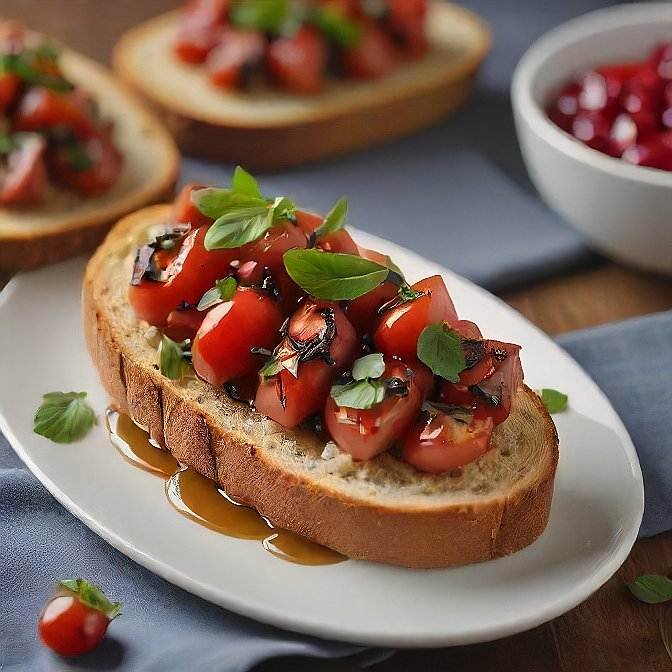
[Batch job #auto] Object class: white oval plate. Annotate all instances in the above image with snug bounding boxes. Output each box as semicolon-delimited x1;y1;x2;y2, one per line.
0;232;643;648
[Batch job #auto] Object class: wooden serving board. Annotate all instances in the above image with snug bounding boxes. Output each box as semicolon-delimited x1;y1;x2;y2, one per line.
112;2;490;169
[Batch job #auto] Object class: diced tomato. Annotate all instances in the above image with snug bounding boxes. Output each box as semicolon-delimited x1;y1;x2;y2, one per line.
47;131;122;196
342;22;398;80
192;287;284;386
128;225;237;327
386;0;428;58
255;301;358;428
373;275;458;361
173;183;213;228
14;87;95;137
403;412;494;473
267;27;328;94
206;29;265;89
346;282;398;335
325;359;423;460
0;73;20;114
295;209;359;255
164;307;205;341
0;134;47;205
174;0;229;64
453;319;482;340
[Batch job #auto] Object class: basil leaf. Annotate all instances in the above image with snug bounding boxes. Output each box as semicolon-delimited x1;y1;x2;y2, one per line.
205;206;273;250
417;323;466;383
0;134;18;154
311;7;361;47
0;48;72;92
33;392;96;444
260;356;284;379
315;197;348;239
628;575;672;604
231;166;263;200
271;195;297;222
539;388;568;414
283;249;389;300
230;0;292;33
192;187;265;220
352;353;385;381
160;335;187;380
330;379;386;410
197;276;238;311
59;579;122;619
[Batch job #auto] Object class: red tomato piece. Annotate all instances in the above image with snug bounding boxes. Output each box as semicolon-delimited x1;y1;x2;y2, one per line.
0;134;47;206
373;275;458;361
255;301;358;428
0;73;20;114
386;0;428;58
342;22;398;80
403;412;494;473
206;29;265;89
267;27;328;94
346;281;399;336
128;225;237;327
174;0;229;64
14;87;95;137
192;287;284;386
325;359;423;460
294;209;359;254
173;183;213;228
164;307;205;341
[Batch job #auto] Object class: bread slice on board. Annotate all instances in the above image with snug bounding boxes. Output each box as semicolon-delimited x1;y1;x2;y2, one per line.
83;205;559;569
112;2;490;169
0;37;179;272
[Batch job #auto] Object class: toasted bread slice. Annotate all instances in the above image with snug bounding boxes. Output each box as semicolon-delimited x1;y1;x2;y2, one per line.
112;2;490;169
0;36;179;272
83;205;558;569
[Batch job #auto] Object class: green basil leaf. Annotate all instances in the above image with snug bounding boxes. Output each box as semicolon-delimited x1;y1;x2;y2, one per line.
271;195;297;222
0;134;18;154
628;575;672;604
539;388;569;414
283;249;389;300
417;323;466;383
197;276;238;311
59;579;122;619
260;356;284;379
352;353;385;381
0;48;72;92
330;379;386;410
217;276;238;301
160;335;187;380
192;187;266;220
315;197;348;239
231;166;263;200
311;7;361;47
204;206;273;250
33;392;96;444
230;0;292;33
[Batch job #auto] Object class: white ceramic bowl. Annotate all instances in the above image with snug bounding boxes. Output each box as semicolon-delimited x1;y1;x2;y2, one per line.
512;3;672;275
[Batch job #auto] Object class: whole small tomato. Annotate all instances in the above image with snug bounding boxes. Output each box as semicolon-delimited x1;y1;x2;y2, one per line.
38;579;121;658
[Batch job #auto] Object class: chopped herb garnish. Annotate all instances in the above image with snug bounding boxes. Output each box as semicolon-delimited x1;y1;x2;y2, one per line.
314;196;348;239
311;7;361;47
197;276;238;311
33;392;96;443
0;45;72;92
230;0;295;34
0;134;19;154
159;335;190;380
538;388;568;414
417;323;466;383
330;353;388;410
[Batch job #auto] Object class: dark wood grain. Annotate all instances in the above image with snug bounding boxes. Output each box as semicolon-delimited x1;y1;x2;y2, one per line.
2;2;672;670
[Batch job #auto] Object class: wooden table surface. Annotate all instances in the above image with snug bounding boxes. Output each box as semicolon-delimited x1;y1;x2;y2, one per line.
3;1;672;670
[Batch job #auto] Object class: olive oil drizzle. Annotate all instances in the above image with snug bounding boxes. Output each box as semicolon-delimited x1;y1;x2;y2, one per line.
106;408;345;566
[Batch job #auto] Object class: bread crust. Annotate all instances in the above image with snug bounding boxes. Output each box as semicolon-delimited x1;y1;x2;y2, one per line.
83;207;559;569
112;4;491;169
0;36;179;272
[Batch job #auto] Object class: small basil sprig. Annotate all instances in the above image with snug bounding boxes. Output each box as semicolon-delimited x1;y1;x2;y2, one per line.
0;45;72;92
538;388;568;414
33;392;96;443
159;335;190;380
314;197;348;239
283;249;389;300
197;277;238;311
230;0;294;33
0;134;19;154
311;7;361;47
59;579;122;619
330;353;387;410
628;575;672;604
417;323;466;383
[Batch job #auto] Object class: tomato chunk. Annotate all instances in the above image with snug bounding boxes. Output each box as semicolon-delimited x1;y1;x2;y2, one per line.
267;27;328;94
0;73;20;114
386;0;428;58
342;22;398;80
174;0;229;64
373;275;458;361
295;209;359;255
14;87;95;137
0;134;47;205
206;29;265;89
192;287;284;386
403;412;494;473
173;183;213;228
164;307;205;341
255;301;358;428
325;359;423;460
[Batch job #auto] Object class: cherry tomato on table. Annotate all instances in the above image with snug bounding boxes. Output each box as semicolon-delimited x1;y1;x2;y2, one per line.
38;578;121;658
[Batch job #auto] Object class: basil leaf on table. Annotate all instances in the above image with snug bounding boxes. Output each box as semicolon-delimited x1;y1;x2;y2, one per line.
628;575;672;604
417;323;466;383
538;388;569;414
33;392;96;443
283;249;389;300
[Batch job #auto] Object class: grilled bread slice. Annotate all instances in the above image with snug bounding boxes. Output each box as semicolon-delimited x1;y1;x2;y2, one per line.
112;2;490;169
0;35;179;271
83;205;559;569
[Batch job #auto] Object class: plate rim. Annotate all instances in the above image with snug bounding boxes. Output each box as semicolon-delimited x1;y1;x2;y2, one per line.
0;243;644;648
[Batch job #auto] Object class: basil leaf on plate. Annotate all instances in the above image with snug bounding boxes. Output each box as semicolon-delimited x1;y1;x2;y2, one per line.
59;579;122;619
538;388;569;414
33;391;96;444
160;335;189;380
330;379;386;410
628;575;672;604
352;353;385;381
315;197;348;239
417;323;466;383
231;166;264;200
197;276;238;311
283;249;389;300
